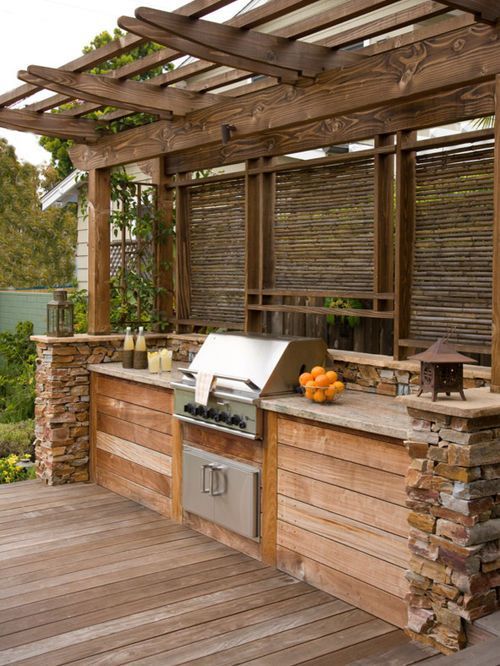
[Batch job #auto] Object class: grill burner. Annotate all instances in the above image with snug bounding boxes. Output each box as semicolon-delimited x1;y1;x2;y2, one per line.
172;332;326;439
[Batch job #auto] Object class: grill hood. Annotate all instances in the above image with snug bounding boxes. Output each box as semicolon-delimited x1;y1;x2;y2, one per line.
182;332;327;398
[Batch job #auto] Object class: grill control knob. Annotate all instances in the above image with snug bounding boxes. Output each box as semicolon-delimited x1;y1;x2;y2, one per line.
230;414;241;426
239;420;247;429
184;403;196;415
195;405;207;417
214;411;228;423
206;408;217;419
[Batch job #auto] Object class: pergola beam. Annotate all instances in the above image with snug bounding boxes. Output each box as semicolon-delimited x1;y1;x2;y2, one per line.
70;22;500;170
20;66;222;117
134;8;361;78
0;107;102;142
438;1;500;23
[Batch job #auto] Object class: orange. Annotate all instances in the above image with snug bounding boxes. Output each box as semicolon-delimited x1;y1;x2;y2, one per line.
299;372;313;387
333;380;345;393
305;379;316;400
313;389;326;403
325;370;338;384
314;374;330;388
325;385;337;401
310;366;325;379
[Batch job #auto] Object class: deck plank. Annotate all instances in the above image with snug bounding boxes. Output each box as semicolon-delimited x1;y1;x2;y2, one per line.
0;480;458;666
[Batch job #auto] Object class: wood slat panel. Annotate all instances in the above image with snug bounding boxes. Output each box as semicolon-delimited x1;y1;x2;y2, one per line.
187;176;246;325
96;394;172;434
278;444;407;507
278;495;408;568
410;140;494;347
278;469;408;538
277;521;407;599
183;511;261;561
277;546;407;629
96;431;172;476
273;157;375;292
96;469;171;517
96;374;173;413
277;417;407;476
183;422;263;464
97;412;172;454
96;450;171;497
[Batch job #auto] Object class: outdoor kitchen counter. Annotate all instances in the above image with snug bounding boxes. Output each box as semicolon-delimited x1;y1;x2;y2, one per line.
87;361;184;389
259;391;411;440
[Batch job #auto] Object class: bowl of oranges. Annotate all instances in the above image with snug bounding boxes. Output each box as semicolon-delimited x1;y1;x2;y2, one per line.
299;366;345;404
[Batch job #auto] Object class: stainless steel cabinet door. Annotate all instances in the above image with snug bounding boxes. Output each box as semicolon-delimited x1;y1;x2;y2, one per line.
182;447;214;522
212;463;259;538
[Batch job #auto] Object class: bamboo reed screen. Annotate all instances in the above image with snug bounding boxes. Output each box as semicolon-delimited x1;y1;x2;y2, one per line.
273;157;375;291
187;176;245;325
410;141;494;349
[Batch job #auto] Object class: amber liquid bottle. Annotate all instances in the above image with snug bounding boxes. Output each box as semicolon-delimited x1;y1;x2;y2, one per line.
133;326;148;369
122;327;134;369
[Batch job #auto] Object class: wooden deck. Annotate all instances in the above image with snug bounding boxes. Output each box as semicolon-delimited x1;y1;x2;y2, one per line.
0;480;442;665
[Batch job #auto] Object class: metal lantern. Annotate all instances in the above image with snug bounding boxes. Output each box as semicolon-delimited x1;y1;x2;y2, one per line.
409;338;476;402
47;289;74;337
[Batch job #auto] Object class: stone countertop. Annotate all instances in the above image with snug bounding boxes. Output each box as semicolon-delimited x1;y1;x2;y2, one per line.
398;387;500;418
87;361;185;390
259;391;411;441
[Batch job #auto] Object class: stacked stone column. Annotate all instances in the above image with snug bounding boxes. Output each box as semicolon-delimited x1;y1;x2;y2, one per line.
403;398;500;653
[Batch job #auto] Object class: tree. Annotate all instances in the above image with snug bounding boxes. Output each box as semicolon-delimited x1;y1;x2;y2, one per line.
39;29;169;183
0;138;77;288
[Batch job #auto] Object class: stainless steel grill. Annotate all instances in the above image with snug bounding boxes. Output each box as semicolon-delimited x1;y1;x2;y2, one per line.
172;332;326;439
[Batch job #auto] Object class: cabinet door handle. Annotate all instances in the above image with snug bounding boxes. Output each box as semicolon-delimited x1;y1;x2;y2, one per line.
209;465;226;496
200;464;211;493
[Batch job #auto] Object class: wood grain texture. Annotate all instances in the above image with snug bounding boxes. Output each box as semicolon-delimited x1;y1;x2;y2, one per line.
183;510;261;561
261;411;278;566
96;469;172;516
183;422;263;464
96;394;172;433
96;374;173;413
277;546;407;628
171;417;183;523
278;470;408;538
96;449;171;496
70;23;500;170
97;412;172;454
96;431;172;476
87;168;111;334
492;75;500;390
277;417;407;475
438;1;500;22
0;107;100;141
151;157;174;327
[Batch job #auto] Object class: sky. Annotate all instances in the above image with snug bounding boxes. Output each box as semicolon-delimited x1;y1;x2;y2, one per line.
0;0;252;166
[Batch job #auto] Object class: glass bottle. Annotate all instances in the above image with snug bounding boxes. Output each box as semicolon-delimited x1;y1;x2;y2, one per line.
133;326;148;369
122;326;134;369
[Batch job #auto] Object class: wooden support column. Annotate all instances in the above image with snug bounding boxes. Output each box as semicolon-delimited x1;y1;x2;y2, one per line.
151;157;174;329
394;131;416;360
245;157;275;333
492;76;500;391
175;173;192;331
87;167;111;334
374;134;395;354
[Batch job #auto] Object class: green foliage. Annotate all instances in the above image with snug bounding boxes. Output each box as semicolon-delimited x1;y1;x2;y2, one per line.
0;454;36;484
0;420;34;458
69;288;89;334
40;29;171;181
0;322;37;423
0;138;77;288
324;298;363;328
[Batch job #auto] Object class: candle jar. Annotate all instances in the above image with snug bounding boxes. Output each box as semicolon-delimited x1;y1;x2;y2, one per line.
147;351;160;374
159;348;173;373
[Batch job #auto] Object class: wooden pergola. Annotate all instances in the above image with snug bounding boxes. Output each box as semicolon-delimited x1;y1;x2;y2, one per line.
2;0;500;383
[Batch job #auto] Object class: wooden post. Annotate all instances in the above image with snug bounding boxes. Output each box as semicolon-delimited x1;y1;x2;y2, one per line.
87;167;111;334
261;411;278;566
492;75;500;391
394;131;416;360
175;173;192;331
151;157;174;329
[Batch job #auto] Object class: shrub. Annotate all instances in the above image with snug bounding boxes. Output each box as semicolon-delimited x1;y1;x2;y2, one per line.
0;419;35;458
0;321;36;422
0;454;36;484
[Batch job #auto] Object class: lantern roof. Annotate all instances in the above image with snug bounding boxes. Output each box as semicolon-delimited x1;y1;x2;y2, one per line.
409;338;477;364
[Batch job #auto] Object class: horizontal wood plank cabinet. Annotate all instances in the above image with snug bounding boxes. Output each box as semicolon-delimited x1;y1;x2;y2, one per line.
90;373;173;517
273;415;409;629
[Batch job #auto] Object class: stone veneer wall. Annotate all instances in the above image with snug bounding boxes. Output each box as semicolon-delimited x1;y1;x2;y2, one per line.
330;351;489;398
403;398;500;653
33;333;205;485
